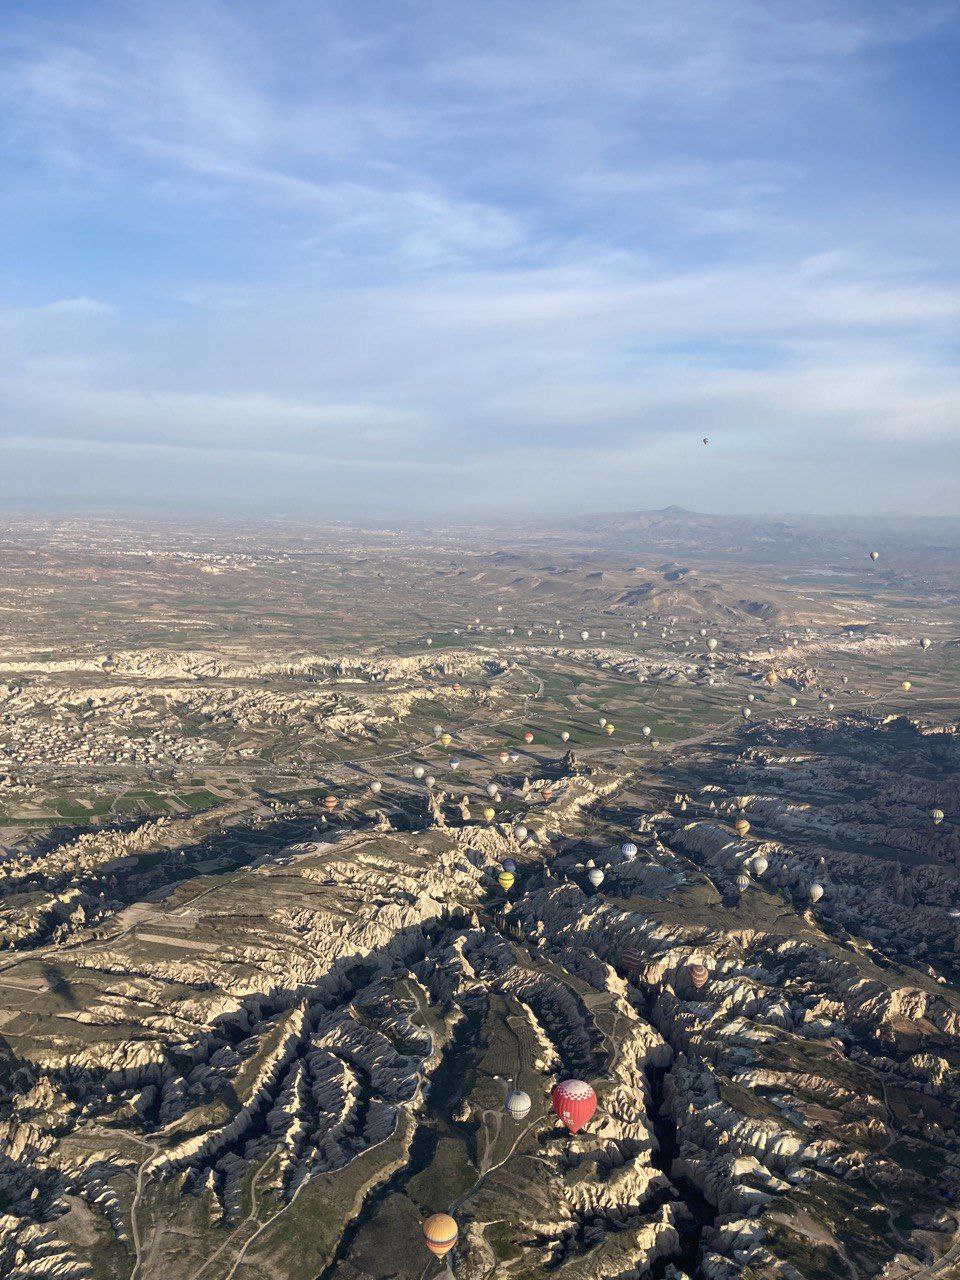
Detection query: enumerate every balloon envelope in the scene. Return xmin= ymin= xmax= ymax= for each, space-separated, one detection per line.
xmin=687 ymin=962 xmax=709 ymax=990
xmin=505 ymin=1089 xmax=532 ymax=1121
xmin=423 ymin=1214 xmax=458 ymax=1258
xmin=497 ymin=871 xmax=515 ymax=891
xmin=587 ymin=868 xmax=604 ymax=887
xmin=551 ymin=1079 xmax=597 ymax=1134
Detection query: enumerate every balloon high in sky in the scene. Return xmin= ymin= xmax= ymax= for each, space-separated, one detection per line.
xmin=1 ymin=0 xmax=958 ymax=516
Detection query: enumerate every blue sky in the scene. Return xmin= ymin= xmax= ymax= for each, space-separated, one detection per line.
xmin=1 ymin=0 xmax=958 ymax=517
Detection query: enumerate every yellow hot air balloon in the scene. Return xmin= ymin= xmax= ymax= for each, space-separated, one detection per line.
xmin=901 ymin=680 xmax=912 ymax=691
xmin=734 ymin=817 xmax=750 ymax=837
xmin=483 ymin=806 xmax=496 ymax=823
xmin=423 ymin=1214 xmax=458 ymax=1259
xmin=440 ymin=732 xmax=452 ymax=747
xmin=498 ymin=870 xmax=515 ymax=891
xmin=604 ymin=723 xmax=615 ymax=736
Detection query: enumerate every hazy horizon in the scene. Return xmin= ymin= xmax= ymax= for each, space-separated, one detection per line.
xmin=2 ymin=0 xmax=959 ymax=517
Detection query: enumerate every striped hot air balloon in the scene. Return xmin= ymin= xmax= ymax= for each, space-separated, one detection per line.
xmin=322 ymin=795 xmax=338 ymax=813
xmin=621 ymin=946 xmax=643 ymax=973
xmin=551 ymin=1079 xmax=597 ymax=1134
xmin=687 ymin=962 xmax=709 ymax=991
xmin=423 ymin=1214 xmax=458 ymax=1258
xmin=505 ymin=1089 xmax=531 ymax=1121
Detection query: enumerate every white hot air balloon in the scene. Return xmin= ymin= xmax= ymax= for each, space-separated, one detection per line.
xmin=621 ymin=841 xmax=638 ymax=860
xmin=413 ymin=765 xmax=425 ymax=779
xmin=789 ymin=697 xmax=798 ymax=707
xmin=707 ymin=638 xmax=718 ymax=651
xmin=735 ymin=872 xmax=750 ymax=893
xmin=642 ymin=725 xmax=651 ymax=737
xmin=932 ymin=808 xmax=945 ymax=825
xmin=809 ymin=882 xmax=825 ymax=903
xmin=587 ymin=868 xmax=604 ymax=888
xmin=425 ymin=775 xmax=436 ymax=787
xmin=514 ymin=824 xmax=528 ymax=841
xmin=752 ymin=855 xmax=768 ymax=877
xmin=450 ymin=758 xmax=461 ymax=770
xmin=370 ymin=780 xmax=382 ymax=793
xmin=920 ymin=637 xmax=932 ymax=651
xmin=598 ymin=717 xmax=607 ymax=728
xmin=561 ymin=730 xmax=570 ymax=742
xmin=580 ymin=630 xmax=589 ymax=641
xmin=741 ymin=708 xmax=751 ymax=719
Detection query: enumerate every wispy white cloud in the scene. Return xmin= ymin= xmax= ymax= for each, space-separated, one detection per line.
xmin=0 ymin=0 xmax=957 ymax=514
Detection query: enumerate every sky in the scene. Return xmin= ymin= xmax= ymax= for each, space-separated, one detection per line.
xmin=1 ymin=0 xmax=958 ymax=519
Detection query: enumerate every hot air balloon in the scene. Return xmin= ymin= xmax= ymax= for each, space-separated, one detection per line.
xmin=642 ymin=725 xmax=652 ymax=737
xmin=450 ymin=758 xmax=461 ymax=769
xmin=498 ymin=870 xmax=515 ymax=891
xmin=741 ymin=708 xmax=751 ymax=719
xmin=524 ymin=731 xmax=534 ymax=744
xmin=323 ymin=795 xmax=338 ymax=813
xmin=621 ymin=841 xmax=638 ymax=860
xmin=551 ymin=1080 xmax=597 ymax=1134
xmin=598 ymin=717 xmax=607 ymax=728
xmin=514 ymin=825 xmax=528 ymax=841
xmin=502 ymin=857 xmax=517 ymax=873
xmin=764 ymin=672 xmax=777 ymax=686
xmin=505 ymin=1090 xmax=531 ymax=1121
xmin=707 ymin=637 xmax=718 ymax=651
xmin=748 ymin=693 xmax=755 ymax=702
xmin=587 ymin=868 xmax=604 ymax=888
xmin=687 ymin=962 xmax=708 ymax=991
xmin=869 ymin=551 xmax=879 ymax=562
xmin=483 ymin=806 xmax=496 ymax=823
xmin=752 ymin=855 xmax=768 ymax=877
xmin=425 ymin=775 xmax=436 ymax=788
xmin=734 ymin=818 xmax=750 ymax=837
xmin=604 ymin=723 xmax=615 ymax=736
xmin=901 ymin=680 xmax=912 ymax=691
xmin=789 ymin=697 xmax=798 ymax=707
xmin=487 ymin=783 xmax=499 ymax=797
xmin=580 ymin=630 xmax=589 ymax=641
xmin=920 ymin=637 xmax=932 ymax=651
xmin=423 ymin=1214 xmax=458 ymax=1259
xmin=561 ymin=730 xmax=570 ymax=742
xmin=370 ymin=780 xmax=382 ymax=793
xmin=621 ymin=945 xmax=642 ymax=972
xmin=440 ymin=733 xmax=452 ymax=747
xmin=413 ymin=765 xmax=425 ymax=779
xmin=809 ymin=882 xmax=824 ymax=904
xmin=499 ymin=750 xmax=510 ymax=764
xmin=735 ymin=872 xmax=750 ymax=893
xmin=509 ymin=750 xmax=520 ymax=763
xmin=932 ymin=808 xmax=945 ymax=825
xmin=425 ymin=637 xmax=433 ymax=646
xmin=702 ymin=437 xmax=709 ymax=445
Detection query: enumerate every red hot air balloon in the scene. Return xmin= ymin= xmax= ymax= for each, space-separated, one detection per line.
xmin=551 ymin=1079 xmax=597 ymax=1134
xmin=523 ymin=731 xmax=534 ymax=744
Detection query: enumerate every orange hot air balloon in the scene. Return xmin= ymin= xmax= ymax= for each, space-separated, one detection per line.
xmin=322 ymin=795 xmax=338 ymax=813
xmin=499 ymin=750 xmax=510 ymax=764
xmin=687 ymin=962 xmax=709 ymax=990
xmin=551 ymin=1079 xmax=597 ymax=1134
xmin=764 ymin=672 xmax=777 ymax=686
xmin=734 ymin=817 xmax=750 ymax=837
xmin=523 ymin=731 xmax=534 ymax=744
xmin=423 ymin=1213 xmax=458 ymax=1259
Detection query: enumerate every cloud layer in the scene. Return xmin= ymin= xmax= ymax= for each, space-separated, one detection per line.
xmin=1 ymin=0 xmax=958 ymax=516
